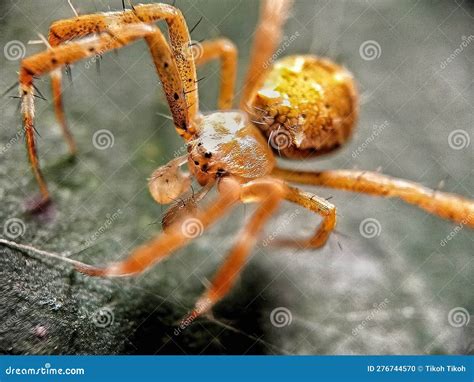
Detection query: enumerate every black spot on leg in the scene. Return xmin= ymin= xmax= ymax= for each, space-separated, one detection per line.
xmin=204 ymin=152 xmax=212 ymax=158
xmin=51 ymin=58 xmax=58 ymax=65
xmin=164 ymin=62 xmax=169 ymax=69
xmin=88 ymin=47 xmax=95 ymax=52
xmin=201 ymin=164 xmax=208 ymax=172
xmin=194 ymin=160 xmax=199 ymax=165
xmin=51 ymin=31 xmax=61 ymax=41
xmin=174 ymin=92 xmax=179 ymax=100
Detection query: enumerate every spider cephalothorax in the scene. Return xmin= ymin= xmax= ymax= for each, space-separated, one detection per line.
xmin=14 ymin=0 xmax=474 ymax=319
xmin=187 ymin=111 xmax=275 ymax=186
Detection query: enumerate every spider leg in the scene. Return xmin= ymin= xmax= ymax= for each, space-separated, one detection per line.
xmin=48 ymin=16 xmax=113 ymax=155
xmin=20 ymin=24 xmax=188 ymax=203
xmin=145 ymin=30 xmax=191 ymax=137
xmin=274 ymin=184 xmax=336 ymax=248
xmin=240 ymin=0 xmax=293 ymax=108
xmin=46 ymin=3 xmax=199 ymax=153
xmin=272 ymin=167 xmax=474 ymax=227
xmin=194 ymin=38 xmax=238 ymax=110
xmin=76 ymin=177 xmax=241 ymax=276
xmin=50 ymin=69 xmax=76 ymax=155
xmin=52 ymin=4 xmax=198 ymax=115
xmin=189 ymin=177 xmax=285 ymax=317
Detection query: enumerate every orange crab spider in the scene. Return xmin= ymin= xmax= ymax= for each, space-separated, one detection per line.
xmin=17 ymin=1 xmax=474 ymax=318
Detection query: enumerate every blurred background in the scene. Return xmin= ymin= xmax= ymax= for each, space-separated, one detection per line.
xmin=0 ymin=0 xmax=472 ymax=354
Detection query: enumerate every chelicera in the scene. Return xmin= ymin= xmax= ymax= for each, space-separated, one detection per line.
xmin=15 ymin=0 xmax=474 ymax=317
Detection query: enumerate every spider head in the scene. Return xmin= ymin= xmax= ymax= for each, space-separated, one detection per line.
xmin=187 ymin=111 xmax=274 ymax=186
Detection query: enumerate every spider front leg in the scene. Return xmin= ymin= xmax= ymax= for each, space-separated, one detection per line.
xmin=272 ymin=167 xmax=474 ymax=227
xmin=194 ymin=38 xmax=238 ymax=110
xmin=46 ymin=2 xmax=200 ymax=154
xmin=19 ymin=24 xmax=188 ymax=204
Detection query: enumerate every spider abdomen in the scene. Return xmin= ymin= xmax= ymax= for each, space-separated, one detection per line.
xmin=251 ymin=55 xmax=358 ymax=158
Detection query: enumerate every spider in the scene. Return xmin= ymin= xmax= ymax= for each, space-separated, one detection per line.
xmin=16 ymin=0 xmax=474 ymax=318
